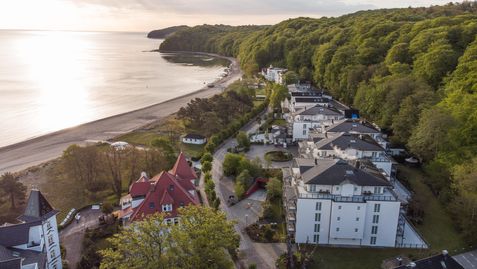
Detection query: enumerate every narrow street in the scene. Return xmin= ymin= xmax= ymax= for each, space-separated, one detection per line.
xmin=60 ymin=207 xmax=103 ymax=268
xmin=211 ymin=111 xmax=287 ymax=268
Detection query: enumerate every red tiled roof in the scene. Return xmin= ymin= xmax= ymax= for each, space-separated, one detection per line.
xmin=170 ymin=152 xmax=197 ymax=181
xmin=129 ymin=181 xmax=152 ymax=198
xmin=130 ymin=171 xmax=199 ymax=222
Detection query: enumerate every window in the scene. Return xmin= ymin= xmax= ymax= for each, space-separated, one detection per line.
xmin=303 ymin=130 xmax=307 ymax=135
xmin=370 ymin=236 xmax=377 ymax=245
xmin=336 ymin=227 xmax=340 ymax=232
xmin=357 ymin=206 xmax=361 ymax=210
xmin=310 ymin=185 xmax=316 ymax=192
xmin=162 ymin=204 xmax=173 ymax=212
xmin=374 ymin=204 xmax=381 ymax=213
xmin=313 ymin=234 xmax=319 ymax=243
xmin=48 ymin=234 xmax=54 ymax=245
xmin=374 ymin=187 xmax=382 ymax=194
xmin=336 ymin=186 xmax=340 ymax=191
xmin=174 ymin=218 xmax=180 ymax=225
xmin=314 ymin=223 xmax=320 ymax=232
xmin=354 ymin=186 xmax=358 ymax=191
xmin=315 ymin=202 xmax=322 ymax=211
xmin=46 ymin=221 xmax=52 ymax=230
xmin=337 ymin=217 xmax=341 ymax=221
xmin=371 ymin=226 xmax=378 ymax=234
xmin=315 ymin=213 xmax=321 ymax=222
xmin=149 ymin=202 xmax=155 ymax=209
xmin=50 ymin=249 xmax=56 ymax=259
xmin=372 ymin=215 xmax=379 ymax=224
xmin=338 ymin=205 xmax=342 ymax=210
xmin=355 ymin=228 xmax=358 ymax=232
xmin=169 ymin=184 xmax=174 ymax=191
xmin=179 ymin=202 xmax=185 ymax=208
xmin=356 ymin=217 xmax=360 ymax=221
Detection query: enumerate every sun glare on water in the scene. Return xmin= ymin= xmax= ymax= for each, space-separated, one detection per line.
xmin=16 ymin=31 xmax=94 ymax=133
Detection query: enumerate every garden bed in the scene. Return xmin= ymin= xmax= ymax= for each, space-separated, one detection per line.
xmin=265 ymin=151 xmax=293 ymax=162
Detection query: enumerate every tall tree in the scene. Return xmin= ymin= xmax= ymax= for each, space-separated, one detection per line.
xmin=100 ymin=207 xmax=239 ymax=269
xmin=0 ymin=173 xmax=27 ymax=209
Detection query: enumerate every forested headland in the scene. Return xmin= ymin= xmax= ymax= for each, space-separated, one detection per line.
xmin=159 ymin=2 xmax=477 ymax=243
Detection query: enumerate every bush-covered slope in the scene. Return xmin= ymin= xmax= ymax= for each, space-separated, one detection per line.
xmin=159 ymin=2 xmax=477 ymax=243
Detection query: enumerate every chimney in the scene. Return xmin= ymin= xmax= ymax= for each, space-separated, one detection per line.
xmin=315 ymin=158 xmax=318 ymax=165
xmin=442 ymin=250 xmax=448 ymax=260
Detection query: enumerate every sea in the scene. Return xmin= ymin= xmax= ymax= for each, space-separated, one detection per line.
xmin=0 ymin=30 xmax=226 ymax=147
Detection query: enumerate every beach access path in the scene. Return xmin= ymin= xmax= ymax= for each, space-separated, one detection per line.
xmin=0 ymin=54 xmax=242 ymax=174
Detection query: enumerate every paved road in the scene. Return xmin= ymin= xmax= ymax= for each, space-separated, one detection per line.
xmin=211 ymin=112 xmax=286 ymax=269
xmin=59 ymin=207 xmax=103 ymax=269
xmin=0 ymin=55 xmax=242 ymax=174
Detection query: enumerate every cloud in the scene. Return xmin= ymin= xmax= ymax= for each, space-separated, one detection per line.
xmin=70 ymin=0 xmax=377 ymax=17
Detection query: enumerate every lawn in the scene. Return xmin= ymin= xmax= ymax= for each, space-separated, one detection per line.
xmin=271 ymin=119 xmax=287 ymax=126
xmin=308 ymin=164 xmax=466 ymax=269
xmin=397 ymin=165 xmax=465 ymax=252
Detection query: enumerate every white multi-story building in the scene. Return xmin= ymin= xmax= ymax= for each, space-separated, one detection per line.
xmin=290 ymin=106 xmax=344 ymax=141
xmin=286 ymin=159 xmax=401 ymax=247
xmin=261 ymin=66 xmax=287 ymax=84
xmin=300 ymin=133 xmax=395 ymax=179
xmin=0 ymin=190 xmax=62 ymax=269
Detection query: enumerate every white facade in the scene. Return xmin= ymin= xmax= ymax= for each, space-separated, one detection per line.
xmin=42 ymin=216 xmax=62 ymax=269
xmin=293 ymin=179 xmax=400 ymax=247
xmin=182 ymin=136 xmax=207 ymax=145
xmin=262 ymin=66 xmax=287 ymax=84
xmin=291 ymin=112 xmax=344 ymax=141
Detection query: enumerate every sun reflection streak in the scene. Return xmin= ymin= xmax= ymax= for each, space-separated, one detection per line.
xmin=16 ymin=31 xmax=93 ymax=133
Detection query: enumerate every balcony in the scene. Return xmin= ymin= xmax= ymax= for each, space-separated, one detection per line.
xmin=298 ymin=192 xmax=397 ymax=202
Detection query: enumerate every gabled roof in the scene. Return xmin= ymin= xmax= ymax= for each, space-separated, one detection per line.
xmin=297 ymin=105 xmax=343 ymax=116
xmin=170 ymin=152 xmax=197 ymax=181
xmin=0 ymin=221 xmax=41 ymax=247
xmin=315 ymin=133 xmax=384 ymax=152
xmin=327 ymin=119 xmax=380 ymax=134
xmin=130 ymin=171 xmax=199 ymax=222
xmin=129 ymin=181 xmax=152 ymax=198
xmin=183 ymin=133 xmax=206 ymax=140
xmin=301 ymin=159 xmax=390 ymax=186
xmin=18 ymin=190 xmax=58 ymax=222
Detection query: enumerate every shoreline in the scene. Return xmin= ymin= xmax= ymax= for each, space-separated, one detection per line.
xmin=0 ymin=53 xmax=242 ymax=174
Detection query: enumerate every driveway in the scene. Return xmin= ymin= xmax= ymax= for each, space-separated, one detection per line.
xmin=212 ymin=111 xmax=286 ymax=269
xmin=245 ymin=144 xmax=296 ymax=169
xmin=60 ymin=207 xmax=103 ymax=269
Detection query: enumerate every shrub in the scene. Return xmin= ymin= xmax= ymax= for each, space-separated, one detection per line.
xmin=201 ymin=161 xmax=212 ymax=173
xmin=101 ymin=202 xmax=114 ymax=214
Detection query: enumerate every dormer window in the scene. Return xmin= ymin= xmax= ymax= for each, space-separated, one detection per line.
xmin=149 ymin=202 xmax=155 ymax=209
xmin=162 ymin=204 xmax=173 ymax=212
xmin=169 ymin=185 xmax=174 ymax=191
xmin=179 ymin=202 xmax=185 ymax=208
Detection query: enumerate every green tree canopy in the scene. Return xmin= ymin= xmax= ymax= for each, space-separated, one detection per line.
xmin=100 ymin=206 xmax=239 ymax=269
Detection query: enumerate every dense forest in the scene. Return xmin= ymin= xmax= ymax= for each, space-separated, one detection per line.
xmin=147 ymin=25 xmax=189 ymax=39
xmin=159 ymin=2 xmax=477 ymax=243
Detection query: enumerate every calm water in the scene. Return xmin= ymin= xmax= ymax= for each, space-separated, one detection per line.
xmin=0 ymin=30 xmax=225 ymax=147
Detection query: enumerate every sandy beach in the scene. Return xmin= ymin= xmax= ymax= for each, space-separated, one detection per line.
xmin=0 ymin=54 xmax=242 ymax=174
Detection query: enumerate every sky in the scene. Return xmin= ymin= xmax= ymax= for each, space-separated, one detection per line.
xmin=0 ymin=0 xmax=461 ymax=32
